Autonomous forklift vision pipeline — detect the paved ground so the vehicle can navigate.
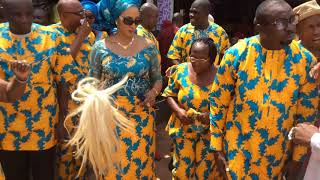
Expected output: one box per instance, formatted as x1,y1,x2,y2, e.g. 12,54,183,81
155,101,172,180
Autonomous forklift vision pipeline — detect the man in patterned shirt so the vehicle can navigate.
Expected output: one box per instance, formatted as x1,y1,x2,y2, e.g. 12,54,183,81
136,2,159,49
53,0,95,75
52,0,95,179
0,0,80,179
294,0,320,61
210,0,318,179
167,0,229,65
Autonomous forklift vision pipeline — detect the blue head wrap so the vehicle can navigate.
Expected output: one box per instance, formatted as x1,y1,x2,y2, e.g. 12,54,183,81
81,0,106,31
81,0,98,16
81,0,102,30
81,0,141,31
98,0,141,30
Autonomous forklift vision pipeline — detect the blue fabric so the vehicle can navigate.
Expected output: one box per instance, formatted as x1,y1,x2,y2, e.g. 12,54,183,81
81,0,105,31
80,0,141,31
81,0,98,16
89,40,162,97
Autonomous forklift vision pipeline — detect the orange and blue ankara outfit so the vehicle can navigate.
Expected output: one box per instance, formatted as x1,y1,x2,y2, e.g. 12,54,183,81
210,36,319,179
89,39,162,180
50,22,95,180
162,63,219,180
167,22,229,65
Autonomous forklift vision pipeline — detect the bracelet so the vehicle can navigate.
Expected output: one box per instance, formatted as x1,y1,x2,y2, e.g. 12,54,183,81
14,76,28,84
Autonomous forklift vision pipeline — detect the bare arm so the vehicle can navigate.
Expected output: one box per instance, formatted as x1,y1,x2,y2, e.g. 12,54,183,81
0,61,31,103
71,20,92,59
166,97,192,125
2,78,27,102
167,97,181,114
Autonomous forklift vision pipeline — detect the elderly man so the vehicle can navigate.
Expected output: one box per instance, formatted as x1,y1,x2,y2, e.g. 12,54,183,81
210,0,318,179
167,0,229,65
291,1,320,179
294,0,320,60
53,0,95,70
136,2,159,48
0,0,80,179
50,0,95,179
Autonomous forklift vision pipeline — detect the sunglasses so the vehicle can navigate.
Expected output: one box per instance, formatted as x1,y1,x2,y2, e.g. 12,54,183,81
119,16,141,26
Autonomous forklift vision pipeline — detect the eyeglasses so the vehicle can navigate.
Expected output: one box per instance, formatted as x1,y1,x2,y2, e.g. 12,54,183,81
189,56,209,63
268,14,299,30
119,16,141,26
63,10,85,17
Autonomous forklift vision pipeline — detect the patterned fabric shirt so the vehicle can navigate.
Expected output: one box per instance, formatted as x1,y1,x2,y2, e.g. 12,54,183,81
89,39,162,97
167,22,230,65
95,31,108,43
50,22,95,76
210,36,318,179
162,63,212,139
136,25,159,49
50,22,96,128
0,23,80,151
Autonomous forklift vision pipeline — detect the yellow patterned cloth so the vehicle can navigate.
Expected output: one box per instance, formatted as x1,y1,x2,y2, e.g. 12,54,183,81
162,63,218,179
210,36,319,179
50,22,95,75
49,22,95,180
136,25,159,49
167,22,230,65
103,96,156,180
0,23,80,151
95,31,108,43
90,39,162,179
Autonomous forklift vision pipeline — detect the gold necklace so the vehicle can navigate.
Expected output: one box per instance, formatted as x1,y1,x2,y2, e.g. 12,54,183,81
114,36,135,50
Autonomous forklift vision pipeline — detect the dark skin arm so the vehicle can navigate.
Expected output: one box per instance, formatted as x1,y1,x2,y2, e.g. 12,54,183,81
293,123,320,146
166,97,193,125
281,124,316,180
0,61,31,103
198,112,210,125
213,151,228,180
70,19,92,59
56,83,70,141
282,161,303,180
141,81,162,107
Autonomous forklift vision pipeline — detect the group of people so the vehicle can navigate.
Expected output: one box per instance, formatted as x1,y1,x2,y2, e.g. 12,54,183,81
0,0,318,180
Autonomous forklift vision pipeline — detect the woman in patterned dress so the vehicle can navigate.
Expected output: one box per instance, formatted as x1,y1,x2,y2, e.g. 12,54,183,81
89,0,162,179
162,38,219,180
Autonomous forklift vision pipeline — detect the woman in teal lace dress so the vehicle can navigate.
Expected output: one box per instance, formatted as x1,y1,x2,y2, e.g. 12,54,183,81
89,0,162,179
